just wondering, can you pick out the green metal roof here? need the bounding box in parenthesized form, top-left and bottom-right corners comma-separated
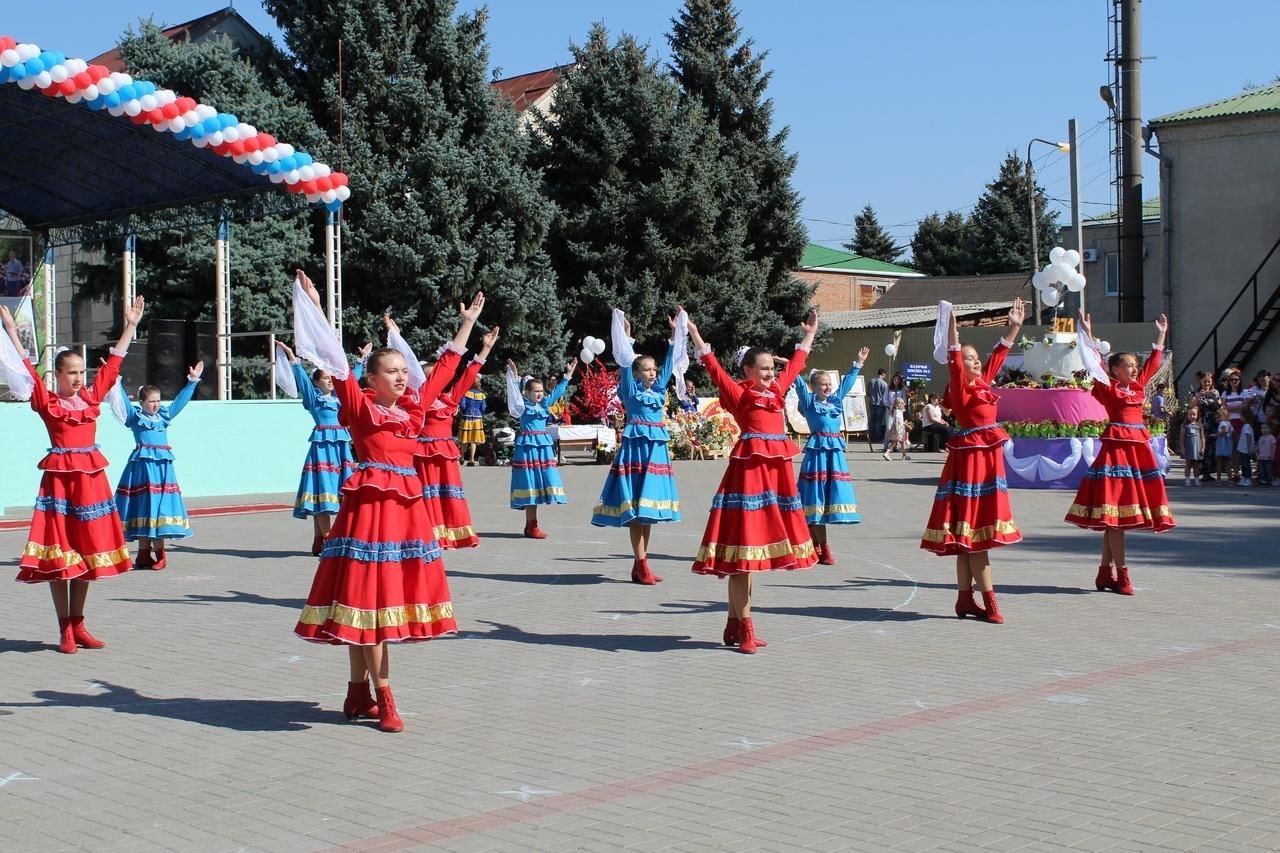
(1085, 197, 1161, 223)
(799, 243, 921, 276)
(1151, 84, 1280, 125)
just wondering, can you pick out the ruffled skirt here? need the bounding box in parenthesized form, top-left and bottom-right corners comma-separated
(18, 470, 131, 582)
(115, 457, 191, 540)
(294, 486, 456, 645)
(1065, 439, 1175, 532)
(692, 455, 815, 576)
(797, 448, 860, 525)
(293, 439, 356, 519)
(591, 437, 680, 527)
(417, 455, 478, 549)
(510, 442, 566, 508)
(920, 445, 1021, 555)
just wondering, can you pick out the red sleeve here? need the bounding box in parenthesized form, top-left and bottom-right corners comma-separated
(777, 347, 809, 391)
(1138, 347, 1163, 386)
(947, 349, 969, 409)
(700, 351, 743, 409)
(87, 353, 123, 406)
(332, 371, 366, 421)
(417, 347, 462, 408)
(983, 341, 1010, 385)
(451, 359, 483, 402)
(23, 358, 49, 411)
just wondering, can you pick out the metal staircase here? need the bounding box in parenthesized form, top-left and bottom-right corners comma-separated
(1175, 231, 1280, 393)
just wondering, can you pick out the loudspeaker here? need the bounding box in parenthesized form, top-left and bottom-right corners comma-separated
(146, 319, 188, 399)
(191, 320, 216, 400)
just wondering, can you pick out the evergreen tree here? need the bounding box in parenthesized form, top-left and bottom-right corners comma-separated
(262, 0, 566, 376)
(909, 211, 971, 276)
(667, 0, 814, 357)
(844, 204, 899, 263)
(531, 25, 721, 353)
(73, 22, 323, 396)
(966, 151, 1057, 275)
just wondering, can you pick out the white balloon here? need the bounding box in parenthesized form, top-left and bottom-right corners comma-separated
(49, 64, 68, 83)
(884, 343, 897, 357)
(1064, 249, 1081, 268)
(65, 92, 81, 104)
(1, 50, 19, 68)
(1041, 286, 1061, 307)
(314, 163, 331, 178)
(168, 118, 186, 133)
(123, 100, 142, 117)
(298, 165, 316, 181)
(66, 59, 87, 75)
(248, 151, 265, 165)
(192, 134, 209, 148)
(276, 142, 295, 158)
(195, 104, 217, 120)
(139, 94, 157, 111)
(222, 125, 240, 142)
(322, 189, 338, 204)
(335, 185, 352, 202)
(1066, 272, 1087, 292)
(1098, 340, 1112, 356)
(34, 71, 52, 89)
(152, 121, 168, 133)
(1049, 246, 1066, 264)
(261, 146, 279, 163)
(1051, 262, 1074, 283)
(306, 192, 322, 203)
(233, 153, 250, 164)
(268, 171, 285, 183)
(16, 76, 36, 90)
(284, 169, 301, 184)
(206, 130, 224, 147)
(97, 78, 116, 95)
(582, 335, 597, 349)
(81, 84, 98, 101)
(156, 90, 176, 105)
(590, 338, 606, 355)
(580, 348, 595, 364)
(18, 44, 39, 62)
(182, 110, 199, 126)
(1031, 271, 1048, 291)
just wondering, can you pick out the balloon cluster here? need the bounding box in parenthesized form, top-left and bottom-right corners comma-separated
(579, 336, 606, 364)
(1030, 247, 1086, 309)
(0, 36, 350, 211)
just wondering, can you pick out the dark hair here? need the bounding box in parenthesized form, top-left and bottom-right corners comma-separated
(523, 376, 544, 392)
(53, 350, 82, 372)
(876, 368, 887, 377)
(138, 384, 162, 400)
(889, 373, 905, 389)
(739, 347, 772, 376)
(631, 354, 657, 375)
(1106, 351, 1137, 372)
(365, 347, 402, 375)
(311, 367, 328, 383)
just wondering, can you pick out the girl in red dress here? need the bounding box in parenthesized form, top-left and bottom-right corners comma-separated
(919, 299, 1025, 624)
(0, 297, 146, 653)
(1066, 312, 1174, 594)
(288, 271, 486, 733)
(685, 309, 820, 654)
(382, 313, 499, 550)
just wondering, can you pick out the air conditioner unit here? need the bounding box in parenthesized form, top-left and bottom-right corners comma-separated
(1082, 248, 1099, 262)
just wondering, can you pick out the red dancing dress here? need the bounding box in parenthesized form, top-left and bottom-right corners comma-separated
(294, 348, 462, 645)
(17, 353, 132, 582)
(1065, 346, 1175, 532)
(414, 357, 482, 550)
(920, 341, 1022, 555)
(692, 347, 817, 576)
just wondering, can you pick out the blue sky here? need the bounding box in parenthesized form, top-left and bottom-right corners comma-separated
(6, 1, 1280, 259)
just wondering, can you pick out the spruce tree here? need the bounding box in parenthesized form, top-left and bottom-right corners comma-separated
(845, 204, 900, 263)
(909, 211, 971, 276)
(262, 0, 566, 376)
(74, 22, 323, 396)
(531, 25, 721, 354)
(667, 0, 814, 358)
(966, 151, 1057, 275)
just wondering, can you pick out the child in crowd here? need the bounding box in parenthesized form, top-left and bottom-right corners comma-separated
(1181, 404, 1204, 487)
(882, 397, 911, 461)
(1237, 411, 1257, 487)
(1214, 420, 1234, 486)
(1258, 423, 1276, 486)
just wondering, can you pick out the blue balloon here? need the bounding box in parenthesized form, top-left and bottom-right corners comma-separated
(173, 127, 192, 141)
(135, 80, 155, 96)
(117, 85, 135, 101)
(25, 56, 44, 74)
(295, 152, 313, 167)
(266, 160, 283, 174)
(326, 200, 343, 212)
(250, 161, 271, 175)
(103, 92, 121, 108)
(202, 117, 221, 134)
(217, 113, 237, 129)
(189, 123, 205, 139)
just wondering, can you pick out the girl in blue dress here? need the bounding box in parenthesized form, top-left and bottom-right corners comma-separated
(279, 341, 368, 556)
(590, 309, 688, 584)
(792, 347, 869, 566)
(112, 362, 204, 569)
(506, 357, 577, 539)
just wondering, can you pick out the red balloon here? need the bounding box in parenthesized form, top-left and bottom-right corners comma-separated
(130, 113, 149, 125)
(257, 133, 276, 149)
(241, 135, 260, 153)
(331, 173, 348, 188)
(300, 180, 319, 195)
(0, 37, 16, 51)
(59, 79, 77, 96)
(39, 84, 60, 97)
(228, 141, 246, 157)
(315, 176, 332, 192)
(147, 108, 167, 125)
(162, 103, 180, 119)
(89, 65, 110, 81)
(74, 72, 92, 89)
(175, 96, 196, 112)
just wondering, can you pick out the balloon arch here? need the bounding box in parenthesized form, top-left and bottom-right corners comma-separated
(0, 34, 351, 399)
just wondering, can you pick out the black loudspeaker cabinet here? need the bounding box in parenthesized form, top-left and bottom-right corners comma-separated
(191, 320, 216, 400)
(146, 319, 188, 399)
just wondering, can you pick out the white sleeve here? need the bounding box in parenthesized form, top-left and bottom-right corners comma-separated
(1077, 328, 1111, 387)
(274, 346, 299, 398)
(387, 327, 427, 391)
(505, 364, 526, 418)
(292, 276, 349, 380)
(932, 300, 952, 365)
(672, 308, 691, 402)
(0, 325, 35, 401)
(610, 308, 638, 369)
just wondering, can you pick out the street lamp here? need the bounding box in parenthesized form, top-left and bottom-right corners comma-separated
(1027, 137, 1070, 320)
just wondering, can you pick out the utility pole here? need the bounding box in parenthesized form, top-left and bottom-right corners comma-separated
(1118, 0, 1144, 321)
(1066, 118, 1084, 319)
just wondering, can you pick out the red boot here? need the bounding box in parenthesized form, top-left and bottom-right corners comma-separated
(343, 680, 379, 720)
(738, 618, 761, 654)
(1114, 566, 1134, 595)
(57, 618, 77, 654)
(630, 558, 663, 585)
(134, 546, 155, 569)
(816, 544, 836, 566)
(310, 535, 324, 557)
(524, 522, 547, 540)
(980, 590, 1005, 624)
(69, 617, 106, 649)
(1094, 564, 1115, 591)
(722, 617, 740, 646)
(151, 549, 167, 571)
(954, 589, 987, 619)
(375, 686, 404, 733)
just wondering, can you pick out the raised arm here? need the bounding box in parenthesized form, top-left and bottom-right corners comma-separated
(449, 292, 486, 354)
(1139, 314, 1169, 385)
(166, 362, 203, 420)
(686, 315, 743, 406)
(292, 361, 320, 412)
(545, 360, 577, 407)
(837, 347, 870, 401)
(416, 346, 463, 409)
(776, 309, 819, 390)
(792, 375, 814, 414)
(505, 359, 526, 418)
(983, 297, 1024, 383)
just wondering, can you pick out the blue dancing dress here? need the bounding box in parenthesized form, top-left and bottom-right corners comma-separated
(114, 377, 200, 540)
(792, 365, 863, 525)
(292, 362, 360, 519)
(508, 372, 570, 508)
(591, 345, 681, 527)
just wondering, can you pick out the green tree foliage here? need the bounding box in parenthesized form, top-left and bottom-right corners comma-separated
(844, 204, 900, 263)
(666, 0, 815, 358)
(909, 211, 971, 276)
(966, 151, 1057, 275)
(75, 22, 321, 395)
(263, 0, 566, 377)
(530, 25, 721, 356)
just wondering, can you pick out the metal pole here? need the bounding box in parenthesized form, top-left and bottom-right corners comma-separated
(122, 234, 137, 307)
(1026, 141, 1042, 321)
(268, 333, 277, 400)
(41, 239, 55, 386)
(1119, 0, 1144, 321)
(1067, 118, 1084, 318)
(324, 208, 343, 334)
(214, 216, 232, 401)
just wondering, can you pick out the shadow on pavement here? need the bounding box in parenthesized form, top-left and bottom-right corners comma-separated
(469, 620, 721, 652)
(772, 577, 1090, 596)
(111, 590, 307, 609)
(0, 682, 338, 731)
(449, 569, 616, 585)
(166, 545, 300, 560)
(0, 637, 57, 654)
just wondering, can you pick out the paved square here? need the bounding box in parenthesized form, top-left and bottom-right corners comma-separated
(2, 451, 1278, 852)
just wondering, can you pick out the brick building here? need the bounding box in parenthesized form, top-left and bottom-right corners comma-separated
(796, 243, 922, 313)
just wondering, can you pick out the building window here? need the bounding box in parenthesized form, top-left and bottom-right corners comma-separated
(1104, 252, 1119, 296)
